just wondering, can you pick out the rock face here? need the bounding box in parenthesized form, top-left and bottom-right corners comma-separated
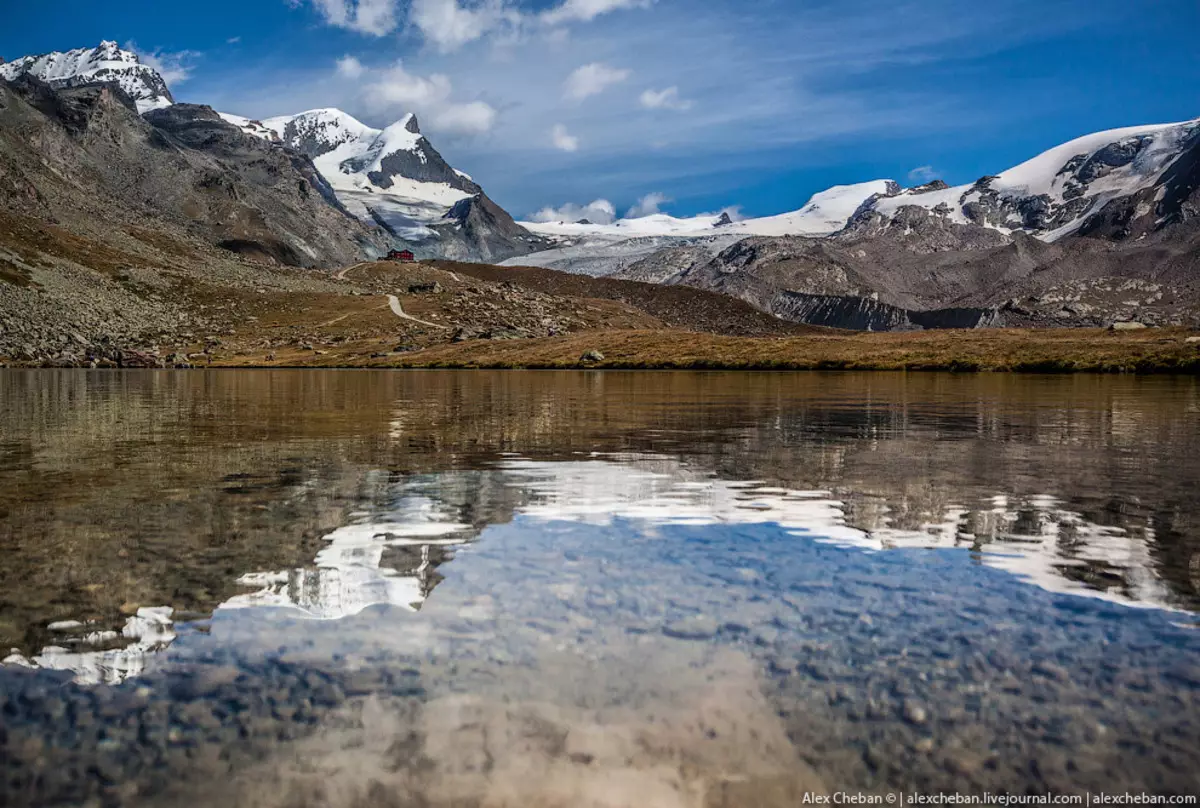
(0, 75, 387, 268)
(0, 41, 173, 113)
(773, 294, 1001, 332)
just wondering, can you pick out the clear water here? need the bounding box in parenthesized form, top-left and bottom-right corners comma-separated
(1, 370, 1198, 806)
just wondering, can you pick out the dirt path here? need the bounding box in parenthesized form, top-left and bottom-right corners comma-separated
(334, 262, 371, 281)
(332, 261, 448, 328)
(385, 294, 447, 329)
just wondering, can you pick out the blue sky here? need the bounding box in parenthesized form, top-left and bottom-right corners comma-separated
(3, 0, 1198, 221)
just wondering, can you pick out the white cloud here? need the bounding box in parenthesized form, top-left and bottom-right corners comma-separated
(227, 36, 242, 45)
(639, 86, 692, 111)
(564, 62, 631, 101)
(431, 100, 497, 134)
(336, 55, 366, 79)
(907, 165, 941, 183)
(127, 43, 199, 86)
(625, 191, 669, 217)
(410, 0, 520, 52)
(297, 0, 652, 51)
(551, 123, 579, 151)
(530, 198, 616, 224)
(308, 0, 399, 35)
(541, 0, 652, 26)
(356, 60, 499, 135)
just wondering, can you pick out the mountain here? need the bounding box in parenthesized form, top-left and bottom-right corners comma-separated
(571, 117, 1200, 329)
(861, 118, 1200, 241)
(221, 108, 550, 262)
(0, 71, 404, 362)
(523, 180, 898, 241)
(0, 40, 173, 113)
(0, 74, 385, 267)
(0, 41, 544, 263)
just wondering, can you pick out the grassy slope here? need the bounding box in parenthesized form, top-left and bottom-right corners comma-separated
(362, 328, 1200, 374)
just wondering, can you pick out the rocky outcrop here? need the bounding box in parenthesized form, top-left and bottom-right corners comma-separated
(430, 194, 553, 263)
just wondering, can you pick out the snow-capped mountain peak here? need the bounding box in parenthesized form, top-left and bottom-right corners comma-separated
(220, 105, 505, 247)
(869, 117, 1200, 240)
(0, 41, 174, 113)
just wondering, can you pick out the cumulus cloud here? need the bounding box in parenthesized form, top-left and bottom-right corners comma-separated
(541, 0, 652, 26)
(907, 165, 941, 183)
(625, 191, 670, 218)
(127, 43, 199, 86)
(529, 199, 617, 224)
(639, 86, 692, 111)
(551, 123, 579, 152)
(564, 62, 631, 101)
(295, 0, 652, 51)
(410, 0, 520, 52)
(430, 100, 497, 134)
(308, 0, 399, 36)
(343, 59, 498, 135)
(336, 55, 366, 79)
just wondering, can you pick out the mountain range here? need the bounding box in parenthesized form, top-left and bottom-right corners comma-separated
(521, 119, 1200, 329)
(0, 40, 1197, 335)
(0, 42, 546, 265)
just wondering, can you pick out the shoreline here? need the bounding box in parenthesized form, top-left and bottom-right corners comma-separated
(5, 328, 1199, 374)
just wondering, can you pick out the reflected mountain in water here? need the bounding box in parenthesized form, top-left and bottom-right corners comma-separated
(503, 457, 1189, 610)
(2, 370, 1198, 685)
(2, 607, 175, 685)
(9, 449, 1195, 684)
(225, 492, 473, 619)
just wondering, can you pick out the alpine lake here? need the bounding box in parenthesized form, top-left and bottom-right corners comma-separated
(1, 369, 1198, 807)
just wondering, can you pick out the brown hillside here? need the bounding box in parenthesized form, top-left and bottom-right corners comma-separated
(429, 260, 824, 337)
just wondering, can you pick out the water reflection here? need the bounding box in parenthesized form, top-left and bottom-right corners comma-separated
(2, 606, 176, 685)
(3, 370, 1200, 801)
(5, 454, 1195, 684)
(1, 370, 1199, 677)
(225, 490, 473, 619)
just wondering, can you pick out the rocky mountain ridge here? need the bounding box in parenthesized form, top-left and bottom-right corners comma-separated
(1, 41, 546, 263)
(596, 117, 1200, 329)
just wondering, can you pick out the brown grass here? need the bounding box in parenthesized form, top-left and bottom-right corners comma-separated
(0, 210, 140, 277)
(429, 259, 822, 337)
(349, 327, 1200, 374)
